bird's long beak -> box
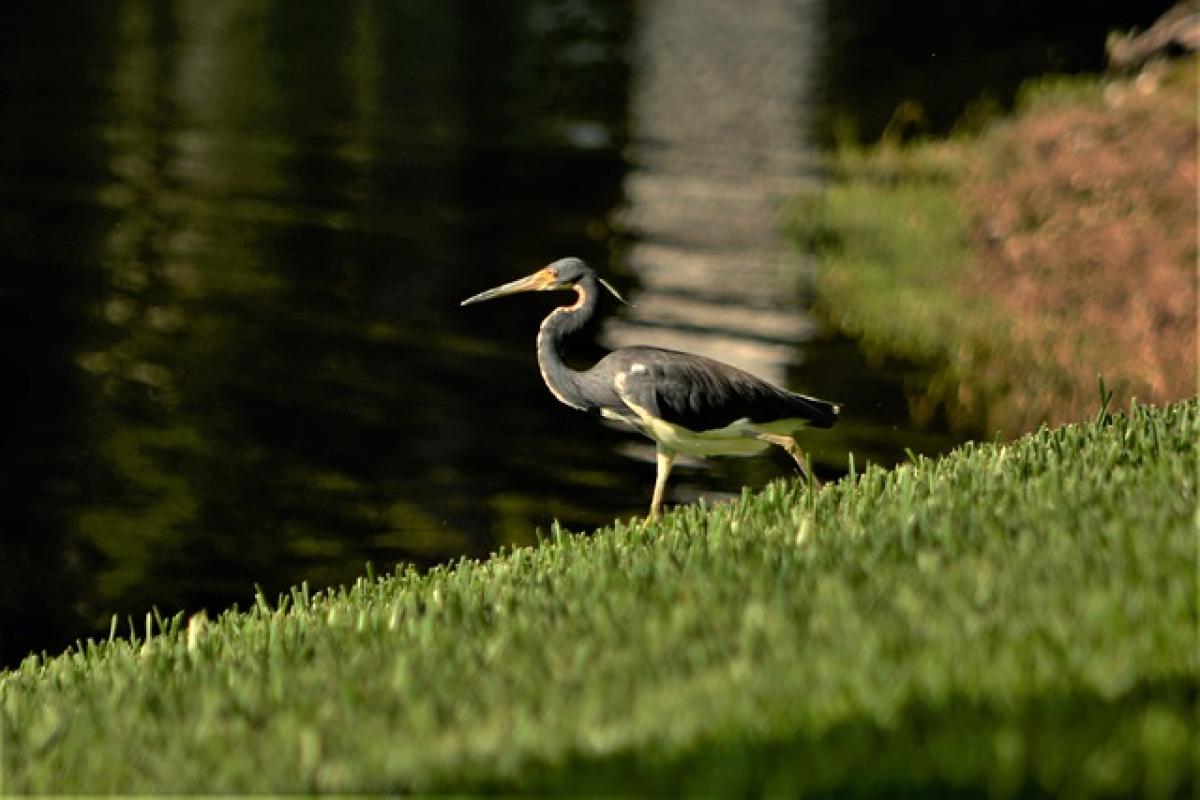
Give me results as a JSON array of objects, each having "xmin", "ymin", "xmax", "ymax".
[{"xmin": 460, "ymin": 268, "xmax": 557, "ymax": 306}]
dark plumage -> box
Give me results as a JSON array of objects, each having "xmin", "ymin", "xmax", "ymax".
[
  {"xmin": 462, "ymin": 257, "xmax": 840, "ymax": 518},
  {"xmin": 592, "ymin": 346, "xmax": 838, "ymax": 431}
]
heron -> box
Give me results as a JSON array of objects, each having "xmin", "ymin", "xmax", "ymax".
[{"xmin": 461, "ymin": 257, "xmax": 840, "ymax": 519}]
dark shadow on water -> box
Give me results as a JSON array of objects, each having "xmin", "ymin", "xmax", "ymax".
[{"xmin": 817, "ymin": 0, "xmax": 1172, "ymax": 143}]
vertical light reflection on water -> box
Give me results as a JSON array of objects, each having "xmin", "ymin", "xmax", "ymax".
[{"xmin": 606, "ymin": 0, "xmax": 832, "ymax": 503}]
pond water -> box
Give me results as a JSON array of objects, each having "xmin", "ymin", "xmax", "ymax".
[{"xmin": 1, "ymin": 0, "xmax": 1163, "ymax": 665}]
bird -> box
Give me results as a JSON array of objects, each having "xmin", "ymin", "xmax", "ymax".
[{"xmin": 461, "ymin": 257, "xmax": 840, "ymax": 519}]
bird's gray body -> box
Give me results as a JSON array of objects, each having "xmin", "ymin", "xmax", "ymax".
[
  {"xmin": 583, "ymin": 345, "xmax": 838, "ymax": 433},
  {"xmin": 463, "ymin": 256, "xmax": 840, "ymax": 516}
]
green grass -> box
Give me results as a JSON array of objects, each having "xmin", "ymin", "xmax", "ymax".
[
  {"xmin": 797, "ymin": 143, "xmax": 989, "ymax": 363},
  {"xmin": 795, "ymin": 139, "xmax": 1032, "ymax": 433},
  {"xmin": 3, "ymin": 400, "xmax": 1197, "ymax": 795}
]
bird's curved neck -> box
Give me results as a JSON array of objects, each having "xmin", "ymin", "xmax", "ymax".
[{"xmin": 536, "ymin": 277, "xmax": 600, "ymax": 411}]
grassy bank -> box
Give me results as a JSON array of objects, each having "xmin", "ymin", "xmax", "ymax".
[
  {"xmin": 3, "ymin": 399, "xmax": 1196, "ymax": 795},
  {"xmin": 799, "ymin": 60, "xmax": 1197, "ymax": 436}
]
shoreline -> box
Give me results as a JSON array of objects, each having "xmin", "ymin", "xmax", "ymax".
[{"xmin": 801, "ymin": 58, "xmax": 1197, "ymax": 437}]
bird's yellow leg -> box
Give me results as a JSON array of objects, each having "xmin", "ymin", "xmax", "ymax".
[
  {"xmin": 754, "ymin": 433, "xmax": 822, "ymax": 489},
  {"xmin": 649, "ymin": 448, "xmax": 676, "ymax": 520}
]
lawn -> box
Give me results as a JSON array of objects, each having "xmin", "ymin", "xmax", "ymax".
[{"xmin": 3, "ymin": 398, "xmax": 1195, "ymax": 795}]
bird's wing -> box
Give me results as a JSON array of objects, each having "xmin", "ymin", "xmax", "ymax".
[{"xmin": 608, "ymin": 347, "xmax": 837, "ymax": 432}]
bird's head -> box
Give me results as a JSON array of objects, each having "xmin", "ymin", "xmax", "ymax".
[{"xmin": 460, "ymin": 257, "xmax": 629, "ymax": 307}]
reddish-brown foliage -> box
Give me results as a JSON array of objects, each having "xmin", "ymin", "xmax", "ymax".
[{"xmin": 963, "ymin": 66, "xmax": 1197, "ymax": 429}]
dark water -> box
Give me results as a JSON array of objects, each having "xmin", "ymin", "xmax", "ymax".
[
  {"xmin": 0, "ymin": 0, "xmax": 1163, "ymax": 666},
  {"xmin": 818, "ymin": 0, "xmax": 1173, "ymax": 142}
]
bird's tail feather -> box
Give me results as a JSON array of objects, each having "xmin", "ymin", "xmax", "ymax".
[{"xmin": 787, "ymin": 392, "xmax": 839, "ymax": 428}]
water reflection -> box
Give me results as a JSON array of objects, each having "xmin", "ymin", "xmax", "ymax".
[
  {"xmin": 1, "ymin": 0, "xmax": 635, "ymax": 665},
  {"xmin": 612, "ymin": 0, "xmax": 824, "ymax": 383},
  {"xmin": 606, "ymin": 0, "xmax": 831, "ymax": 503}
]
